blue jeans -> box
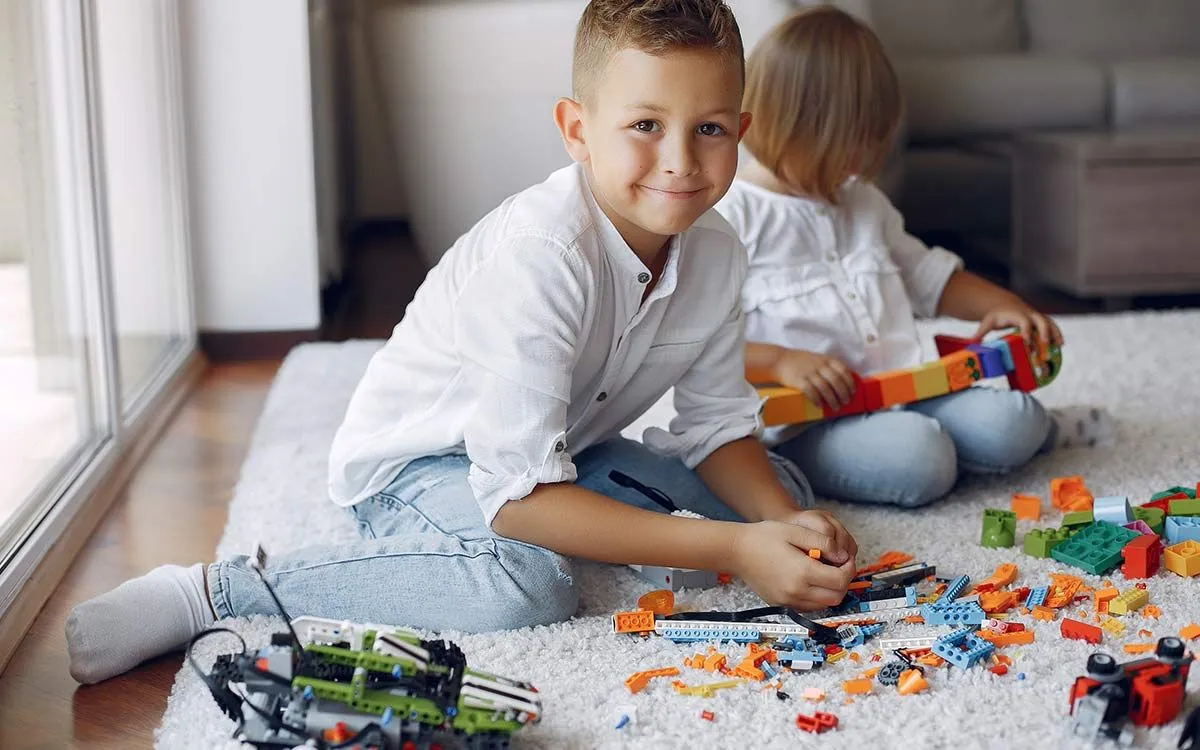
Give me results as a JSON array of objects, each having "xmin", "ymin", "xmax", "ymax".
[
  {"xmin": 772, "ymin": 388, "xmax": 1052, "ymax": 509},
  {"xmin": 207, "ymin": 438, "xmax": 812, "ymax": 632}
]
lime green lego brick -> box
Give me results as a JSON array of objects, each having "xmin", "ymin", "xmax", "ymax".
[
  {"xmin": 1024, "ymin": 527, "xmax": 1071, "ymax": 558},
  {"xmin": 1050, "ymin": 521, "xmax": 1140, "ymax": 575},
  {"xmin": 981, "ymin": 508, "xmax": 1017, "ymax": 548},
  {"xmin": 1153, "ymin": 486, "xmax": 1197, "ymax": 500},
  {"xmin": 1062, "ymin": 510, "xmax": 1094, "ymax": 529},
  {"xmin": 1169, "ymin": 499, "xmax": 1200, "ymax": 516},
  {"xmin": 1132, "ymin": 506, "xmax": 1166, "ymax": 536}
]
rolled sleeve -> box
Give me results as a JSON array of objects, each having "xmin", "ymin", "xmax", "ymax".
[
  {"xmin": 455, "ymin": 237, "xmax": 586, "ymax": 526},
  {"xmin": 878, "ymin": 189, "xmax": 964, "ymax": 319},
  {"xmin": 643, "ymin": 306, "xmax": 762, "ymax": 467}
]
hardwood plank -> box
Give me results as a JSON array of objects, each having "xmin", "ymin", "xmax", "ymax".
[{"xmin": 0, "ymin": 361, "xmax": 279, "ymax": 750}]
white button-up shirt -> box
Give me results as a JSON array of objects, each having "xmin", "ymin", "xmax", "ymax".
[
  {"xmin": 716, "ymin": 178, "xmax": 963, "ymax": 375},
  {"xmin": 329, "ymin": 164, "xmax": 761, "ymax": 526}
]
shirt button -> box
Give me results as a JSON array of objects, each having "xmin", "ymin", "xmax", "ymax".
[
  {"xmin": 826, "ymin": 253, "xmax": 837, "ymax": 262},
  {"xmin": 554, "ymin": 440, "xmax": 565, "ymax": 452},
  {"xmin": 847, "ymin": 292, "xmax": 856, "ymax": 300},
  {"xmin": 596, "ymin": 391, "xmax": 608, "ymax": 402},
  {"xmin": 637, "ymin": 272, "xmax": 651, "ymax": 284},
  {"xmin": 866, "ymin": 333, "xmax": 877, "ymax": 344}
]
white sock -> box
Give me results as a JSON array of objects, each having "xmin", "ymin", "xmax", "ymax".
[
  {"xmin": 66, "ymin": 563, "xmax": 215, "ymax": 684},
  {"xmin": 1049, "ymin": 406, "xmax": 1116, "ymax": 449}
]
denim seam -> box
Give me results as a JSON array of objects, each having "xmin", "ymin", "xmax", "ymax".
[{"xmin": 208, "ymin": 562, "xmax": 234, "ymax": 620}]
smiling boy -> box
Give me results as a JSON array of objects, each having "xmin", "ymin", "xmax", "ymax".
[{"xmin": 65, "ymin": 0, "xmax": 857, "ymax": 685}]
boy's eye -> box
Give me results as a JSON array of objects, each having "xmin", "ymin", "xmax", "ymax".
[
  {"xmin": 632, "ymin": 120, "xmax": 660, "ymax": 133},
  {"xmin": 698, "ymin": 122, "xmax": 727, "ymax": 137}
]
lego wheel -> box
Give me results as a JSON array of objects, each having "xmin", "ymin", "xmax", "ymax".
[
  {"xmin": 464, "ymin": 732, "xmax": 511, "ymax": 750},
  {"xmin": 1086, "ymin": 653, "xmax": 1119, "ymax": 678},
  {"xmin": 1033, "ymin": 343, "xmax": 1062, "ymax": 388},
  {"xmin": 1156, "ymin": 636, "xmax": 1185, "ymax": 661},
  {"xmin": 877, "ymin": 661, "xmax": 905, "ymax": 686}
]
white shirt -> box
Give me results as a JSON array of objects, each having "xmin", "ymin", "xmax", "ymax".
[
  {"xmin": 329, "ymin": 164, "xmax": 761, "ymax": 526},
  {"xmin": 716, "ymin": 178, "xmax": 963, "ymax": 375}
]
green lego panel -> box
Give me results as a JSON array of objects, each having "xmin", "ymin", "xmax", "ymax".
[
  {"xmin": 1050, "ymin": 521, "xmax": 1140, "ymax": 575},
  {"xmin": 1062, "ymin": 510, "xmax": 1094, "ymax": 529},
  {"xmin": 1169, "ymin": 499, "xmax": 1200, "ymax": 517},
  {"xmin": 981, "ymin": 508, "xmax": 1017, "ymax": 548},
  {"xmin": 1023, "ymin": 527, "xmax": 1071, "ymax": 558},
  {"xmin": 1153, "ymin": 486, "xmax": 1197, "ymax": 500},
  {"xmin": 1132, "ymin": 506, "xmax": 1166, "ymax": 535}
]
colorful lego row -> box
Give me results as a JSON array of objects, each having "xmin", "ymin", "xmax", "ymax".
[{"xmin": 756, "ymin": 331, "xmax": 1062, "ymax": 427}]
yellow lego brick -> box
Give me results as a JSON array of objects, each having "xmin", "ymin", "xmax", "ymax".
[
  {"xmin": 1101, "ymin": 618, "xmax": 1125, "ymax": 637},
  {"xmin": 1164, "ymin": 540, "xmax": 1200, "ymax": 577},
  {"xmin": 1108, "ymin": 588, "xmax": 1149, "ymax": 616},
  {"xmin": 911, "ymin": 361, "xmax": 951, "ymax": 399}
]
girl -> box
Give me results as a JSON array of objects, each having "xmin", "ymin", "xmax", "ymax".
[{"xmin": 717, "ymin": 5, "xmax": 1111, "ymax": 509}]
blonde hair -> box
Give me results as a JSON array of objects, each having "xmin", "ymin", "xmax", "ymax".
[
  {"xmin": 572, "ymin": 0, "xmax": 744, "ymax": 103},
  {"xmin": 743, "ymin": 5, "xmax": 902, "ymax": 204}
]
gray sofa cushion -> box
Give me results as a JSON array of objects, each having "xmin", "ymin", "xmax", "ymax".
[
  {"xmin": 1109, "ymin": 59, "xmax": 1200, "ymax": 129},
  {"xmin": 896, "ymin": 55, "xmax": 1107, "ymax": 139},
  {"xmin": 867, "ymin": 0, "xmax": 1019, "ymax": 55},
  {"xmin": 1023, "ymin": 0, "xmax": 1200, "ymax": 59}
]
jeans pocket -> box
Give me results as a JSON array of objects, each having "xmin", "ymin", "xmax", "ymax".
[{"xmin": 347, "ymin": 504, "xmax": 377, "ymax": 540}]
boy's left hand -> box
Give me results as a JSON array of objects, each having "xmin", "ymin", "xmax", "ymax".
[
  {"xmin": 769, "ymin": 508, "xmax": 858, "ymax": 569},
  {"xmin": 974, "ymin": 304, "xmax": 1063, "ymax": 347}
]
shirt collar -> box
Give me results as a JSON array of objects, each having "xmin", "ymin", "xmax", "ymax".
[{"xmin": 582, "ymin": 173, "xmax": 682, "ymax": 298}]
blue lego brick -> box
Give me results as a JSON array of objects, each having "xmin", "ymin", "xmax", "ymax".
[
  {"xmin": 982, "ymin": 339, "xmax": 1015, "ymax": 372},
  {"xmin": 1050, "ymin": 521, "xmax": 1140, "ymax": 575},
  {"xmin": 937, "ymin": 575, "xmax": 970, "ymax": 604},
  {"xmin": 921, "ymin": 601, "xmax": 986, "ymax": 626},
  {"xmin": 932, "ymin": 627, "xmax": 995, "ymax": 670},
  {"xmin": 660, "ymin": 627, "xmax": 760, "ymax": 644},
  {"xmin": 1165, "ymin": 516, "xmax": 1200, "ymax": 545},
  {"xmin": 1093, "ymin": 496, "xmax": 1133, "ymax": 525},
  {"xmin": 1025, "ymin": 586, "xmax": 1048, "ymax": 609},
  {"xmin": 967, "ymin": 344, "xmax": 1007, "ymax": 378},
  {"xmin": 859, "ymin": 623, "xmax": 885, "ymax": 640},
  {"xmin": 775, "ymin": 648, "xmax": 825, "ymax": 665}
]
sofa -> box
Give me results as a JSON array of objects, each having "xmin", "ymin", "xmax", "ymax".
[{"xmin": 365, "ymin": 0, "xmax": 1200, "ymax": 269}]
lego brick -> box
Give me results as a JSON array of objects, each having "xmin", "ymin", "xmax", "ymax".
[
  {"xmin": 967, "ymin": 343, "xmax": 1008, "ymax": 378},
  {"xmin": 1141, "ymin": 498, "xmax": 1175, "ymax": 515},
  {"xmin": 1001, "ymin": 333, "xmax": 1038, "ymax": 392},
  {"xmin": 1094, "ymin": 587, "xmax": 1119, "ymax": 614},
  {"xmin": 1025, "ymin": 586, "xmax": 1048, "ymax": 609},
  {"xmin": 874, "ymin": 369, "xmax": 918, "ymax": 408},
  {"xmin": 1169, "ymin": 499, "xmax": 1200, "ymax": 517},
  {"xmin": 1093, "ymin": 496, "xmax": 1133, "ymax": 525},
  {"xmin": 1051, "ymin": 476, "xmax": 1094, "ymax": 512},
  {"xmin": 758, "ymin": 386, "xmax": 824, "ymax": 427},
  {"xmin": 1061, "ymin": 618, "xmax": 1102, "ymax": 644},
  {"xmin": 1153, "ymin": 486, "xmax": 1197, "ymax": 500},
  {"xmin": 931, "ymin": 627, "xmax": 994, "ymax": 670},
  {"xmin": 1050, "ymin": 522, "xmax": 1140, "ymax": 575},
  {"xmin": 1062, "ymin": 510, "xmax": 1095, "ymax": 529},
  {"xmin": 820, "ymin": 372, "xmax": 868, "ymax": 420},
  {"xmin": 1124, "ymin": 520, "xmax": 1155, "ymax": 536},
  {"xmin": 1108, "ymin": 588, "xmax": 1149, "ymax": 616},
  {"xmin": 1164, "ymin": 540, "xmax": 1200, "ymax": 577},
  {"xmin": 1122, "ymin": 534, "xmax": 1164, "ymax": 579},
  {"xmin": 910, "ymin": 360, "xmax": 951, "ymax": 400},
  {"xmin": 981, "ymin": 508, "xmax": 1017, "ymax": 548},
  {"xmin": 1166, "ymin": 516, "xmax": 1200, "ymax": 545},
  {"xmin": 944, "ymin": 349, "xmax": 983, "ymax": 391},
  {"xmin": 981, "ymin": 338, "xmax": 1015, "ymax": 371},
  {"xmin": 976, "ymin": 629, "xmax": 1035, "ymax": 647},
  {"xmin": 1011, "ymin": 493, "xmax": 1042, "ymax": 521},
  {"xmin": 1024, "ymin": 527, "xmax": 1071, "ymax": 558},
  {"xmin": 933, "ymin": 333, "xmax": 971, "ymax": 357},
  {"xmin": 938, "ymin": 574, "xmax": 970, "ymax": 603},
  {"xmin": 859, "ymin": 377, "xmax": 884, "ymax": 412},
  {"xmin": 1132, "ymin": 506, "xmax": 1166, "ymax": 536},
  {"xmin": 921, "ymin": 601, "xmax": 986, "ymax": 626}
]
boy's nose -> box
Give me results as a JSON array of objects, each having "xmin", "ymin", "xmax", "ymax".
[{"xmin": 662, "ymin": 134, "xmax": 699, "ymax": 177}]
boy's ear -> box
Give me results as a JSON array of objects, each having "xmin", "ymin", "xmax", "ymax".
[
  {"xmin": 737, "ymin": 111, "xmax": 753, "ymax": 141},
  {"xmin": 554, "ymin": 97, "xmax": 590, "ymax": 164}
]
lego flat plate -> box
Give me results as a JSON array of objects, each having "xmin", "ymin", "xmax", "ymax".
[{"xmin": 159, "ymin": 312, "xmax": 1200, "ymax": 749}]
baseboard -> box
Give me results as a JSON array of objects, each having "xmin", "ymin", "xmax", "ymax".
[
  {"xmin": 0, "ymin": 351, "xmax": 207, "ymax": 676},
  {"xmin": 199, "ymin": 329, "xmax": 320, "ymax": 362}
]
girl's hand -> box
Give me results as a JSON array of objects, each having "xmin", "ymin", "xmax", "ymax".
[
  {"xmin": 767, "ymin": 508, "xmax": 858, "ymax": 567},
  {"xmin": 729, "ymin": 520, "xmax": 856, "ymax": 611},
  {"xmin": 774, "ymin": 349, "xmax": 857, "ymax": 410},
  {"xmin": 974, "ymin": 305, "xmax": 1063, "ymax": 346}
]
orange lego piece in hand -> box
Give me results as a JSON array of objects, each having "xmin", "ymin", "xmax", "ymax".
[{"xmin": 809, "ymin": 548, "xmax": 822, "ymax": 559}]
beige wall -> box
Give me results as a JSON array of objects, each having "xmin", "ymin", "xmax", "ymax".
[{"xmin": 0, "ymin": 0, "xmax": 32, "ymax": 263}]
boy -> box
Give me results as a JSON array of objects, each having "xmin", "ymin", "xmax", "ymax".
[{"xmin": 66, "ymin": 0, "xmax": 856, "ymax": 685}]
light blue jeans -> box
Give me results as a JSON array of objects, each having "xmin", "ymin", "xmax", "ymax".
[
  {"xmin": 772, "ymin": 388, "xmax": 1052, "ymax": 509},
  {"xmin": 207, "ymin": 438, "xmax": 812, "ymax": 632}
]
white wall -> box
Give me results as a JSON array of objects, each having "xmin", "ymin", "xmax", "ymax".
[
  {"xmin": 180, "ymin": 0, "xmax": 321, "ymax": 333},
  {"xmin": 0, "ymin": 0, "xmax": 30, "ymax": 264}
]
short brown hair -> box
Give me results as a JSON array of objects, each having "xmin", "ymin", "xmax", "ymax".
[
  {"xmin": 572, "ymin": 0, "xmax": 744, "ymax": 103},
  {"xmin": 742, "ymin": 6, "xmax": 902, "ymax": 204}
]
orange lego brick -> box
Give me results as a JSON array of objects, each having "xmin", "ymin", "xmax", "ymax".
[
  {"xmin": 976, "ymin": 629, "xmax": 1036, "ymax": 647},
  {"xmin": 1138, "ymin": 629, "xmax": 1153, "ymax": 638},
  {"xmin": 637, "ymin": 589, "xmax": 675, "ymax": 616},
  {"xmin": 989, "ymin": 664, "xmax": 1009, "ymax": 676},
  {"xmin": 809, "ymin": 548, "xmax": 823, "ymax": 559},
  {"xmin": 842, "ymin": 678, "xmax": 872, "ymax": 695},
  {"xmin": 897, "ymin": 669, "xmax": 928, "ymax": 695},
  {"xmin": 916, "ymin": 652, "xmax": 945, "ymax": 668},
  {"xmin": 1143, "ymin": 605, "xmax": 1162, "ymax": 619},
  {"xmin": 1050, "ymin": 475, "xmax": 1093, "ymax": 511},
  {"xmin": 993, "ymin": 654, "xmax": 1013, "ymax": 667},
  {"xmin": 703, "ymin": 650, "xmax": 727, "ymax": 673},
  {"xmin": 1031, "ymin": 605, "xmax": 1056, "ymax": 621},
  {"xmin": 613, "ymin": 609, "xmax": 656, "ymax": 633},
  {"xmin": 873, "ymin": 369, "xmax": 918, "ymax": 408},
  {"xmin": 1094, "ymin": 587, "xmax": 1119, "ymax": 615},
  {"xmin": 979, "ymin": 590, "xmax": 1020, "ymax": 614},
  {"xmin": 624, "ymin": 667, "xmax": 680, "ymax": 694},
  {"xmin": 943, "ymin": 349, "xmax": 982, "ymax": 391},
  {"xmin": 1011, "ymin": 493, "xmax": 1042, "ymax": 521},
  {"xmin": 758, "ymin": 386, "xmax": 825, "ymax": 427},
  {"xmin": 1123, "ymin": 643, "xmax": 1157, "ymax": 655},
  {"xmin": 861, "ymin": 667, "xmax": 879, "ymax": 678},
  {"xmin": 1180, "ymin": 623, "xmax": 1200, "ymax": 641}
]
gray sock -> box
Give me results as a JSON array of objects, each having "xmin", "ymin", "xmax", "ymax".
[
  {"xmin": 1048, "ymin": 406, "xmax": 1116, "ymax": 450},
  {"xmin": 66, "ymin": 563, "xmax": 215, "ymax": 684}
]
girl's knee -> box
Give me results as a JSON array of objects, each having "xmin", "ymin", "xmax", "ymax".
[
  {"xmin": 962, "ymin": 391, "xmax": 1050, "ymax": 472},
  {"xmin": 890, "ymin": 414, "xmax": 957, "ymax": 507}
]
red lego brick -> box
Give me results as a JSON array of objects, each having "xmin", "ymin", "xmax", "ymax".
[
  {"xmin": 1061, "ymin": 618, "xmax": 1103, "ymax": 644},
  {"xmin": 1122, "ymin": 534, "xmax": 1164, "ymax": 579},
  {"xmin": 1002, "ymin": 333, "xmax": 1039, "ymax": 392},
  {"xmin": 934, "ymin": 334, "xmax": 972, "ymax": 357},
  {"xmin": 860, "ymin": 376, "xmax": 884, "ymax": 412},
  {"xmin": 820, "ymin": 373, "xmax": 867, "ymax": 419}
]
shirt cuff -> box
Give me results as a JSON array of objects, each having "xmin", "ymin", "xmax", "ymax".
[
  {"xmin": 907, "ymin": 246, "xmax": 964, "ymax": 319},
  {"xmin": 468, "ymin": 448, "xmax": 577, "ymax": 528},
  {"xmin": 641, "ymin": 410, "xmax": 761, "ymax": 469}
]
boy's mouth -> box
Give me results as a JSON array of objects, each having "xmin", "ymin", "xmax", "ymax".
[{"xmin": 639, "ymin": 185, "xmax": 705, "ymax": 200}]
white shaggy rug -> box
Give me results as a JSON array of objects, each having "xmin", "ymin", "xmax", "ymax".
[{"xmin": 157, "ymin": 311, "xmax": 1200, "ymax": 750}]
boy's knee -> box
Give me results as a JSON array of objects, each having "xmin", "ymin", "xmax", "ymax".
[
  {"xmin": 487, "ymin": 543, "xmax": 579, "ymax": 630},
  {"xmin": 889, "ymin": 414, "xmax": 957, "ymax": 508}
]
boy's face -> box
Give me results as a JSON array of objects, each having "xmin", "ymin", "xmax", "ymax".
[{"xmin": 558, "ymin": 47, "xmax": 750, "ymax": 258}]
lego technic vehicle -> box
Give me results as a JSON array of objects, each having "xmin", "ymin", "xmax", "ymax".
[{"xmin": 190, "ymin": 549, "xmax": 541, "ymax": 750}]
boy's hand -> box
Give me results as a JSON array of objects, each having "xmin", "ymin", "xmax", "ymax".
[
  {"xmin": 729, "ymin": 520, "xmax": 856, "ymax": 611},
  {"xmin": 974, "ymin": 304, "xmax": 1063, "ymax": 347},
  {"xmin": 769, "ymin": 508, "xmax": 858, "ymax": 567},
  {"xmin": 773, "ymin": 349, "xmax": 857, "ymax": 410}
]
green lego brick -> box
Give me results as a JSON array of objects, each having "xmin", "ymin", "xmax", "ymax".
[
  {"xmin": 1050, "ymin": 521, "xmax": 1140, "ymax": 575},
  {"xmin": 1132, "ymin": 505, "xmax": 1166, "ymax": 536},
  {"xmin": 1152, "ymin": 486, "xmax": 1197, "ymax": 501},
  {"xmin": 1062, "ymin": 510, "xmax": 1095, "ymax": 530},
  {"xmin": 1169, "ymin": 499, "xmax": 1200, "ymax": 517},
  {"xmin": 1023, "ymin": 527, "xmax": 1071, "ymax": 558},
  {"xmin": 981, "ymin": 508, "xmax": 1017, "ymax": 548}
]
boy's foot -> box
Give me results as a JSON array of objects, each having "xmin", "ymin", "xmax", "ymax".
[
  {"xmin": 1049, "ymin": 406, "xmax": 1116, "ymax": 449},
  {"xmin": 65, "ymin": 563, "xmax": 215, "ymax": 684}
]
